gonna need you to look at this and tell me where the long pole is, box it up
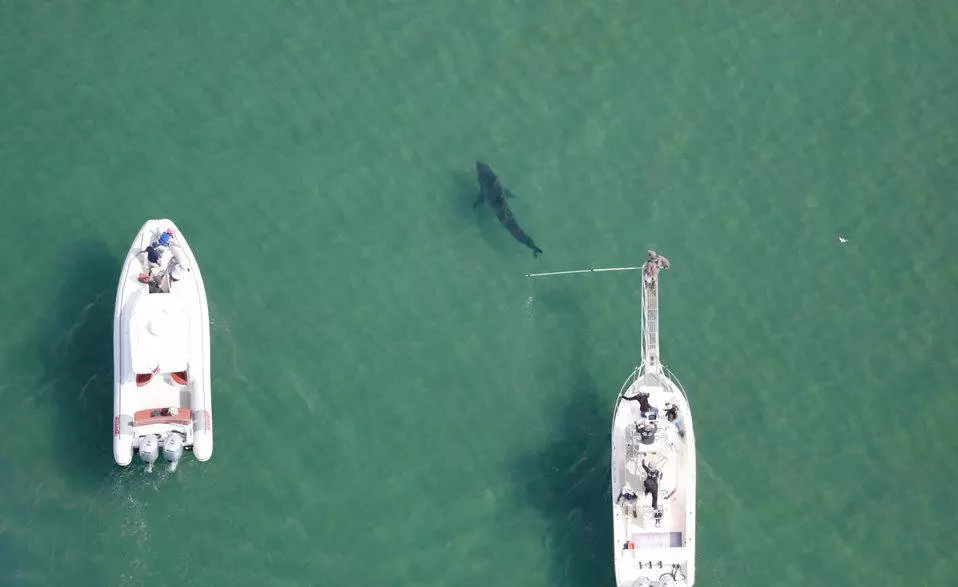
[525,266,642,278]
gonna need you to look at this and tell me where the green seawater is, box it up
[1,1,957,585]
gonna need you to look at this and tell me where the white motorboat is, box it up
[112,219,213,472]
[611,251,696,586]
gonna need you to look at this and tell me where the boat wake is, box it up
[110,464,186,584]
[698,455,772,544]
[56,291,108,360]
[112,473,150,583]
[208,302,231,335]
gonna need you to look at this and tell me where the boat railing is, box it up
[618,366,641,398]
[662,365,688,397]
[617,363,677,398]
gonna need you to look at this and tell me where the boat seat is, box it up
[134,407,192,425]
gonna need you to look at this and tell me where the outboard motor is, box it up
[139,435,159,472]
[163,433,185,472]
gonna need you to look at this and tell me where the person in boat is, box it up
[635,419,657,444]
[653,249,670,269]
[143,229,174,266]
[642,460,662,510]
[643,261,656,287]
[144,243,162,265]
[617,488,640,518]
[156,228,174,247]
[643,249,670,288]
[623,391,658,419]
[616,488,639,505]
[169,262,185,282]
[140,229,176,287]
[664,402,686,438]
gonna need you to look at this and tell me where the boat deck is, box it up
[620,418,682,525]
[125,374,194,433]
[611,372,694,586]
[118,224,202,442]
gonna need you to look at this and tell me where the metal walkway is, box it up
[640,263,662,374]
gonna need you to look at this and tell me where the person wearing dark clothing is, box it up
[643,249,670,289]
[664,402,686,438]
[145,244,162,264]
[617,488,640,518]
[642,460,661,510]
[616,488,638,505]
[635,420,657,444]
[143,229,174,266]
[623,391,655,417]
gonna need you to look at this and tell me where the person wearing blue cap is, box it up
[144,229,174,264]
[138,228,175,286]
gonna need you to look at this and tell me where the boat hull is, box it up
[112,219,213,468]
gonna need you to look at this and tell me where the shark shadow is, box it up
[41,240,120,490]
[509,289,615,586]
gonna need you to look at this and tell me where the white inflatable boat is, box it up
[113,219,213,472]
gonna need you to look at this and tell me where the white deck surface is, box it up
[611,371,695,586]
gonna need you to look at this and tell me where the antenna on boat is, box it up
[525,265,642,278]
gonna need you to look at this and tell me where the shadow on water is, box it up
[42,240,119,490]
[512,289,615,587]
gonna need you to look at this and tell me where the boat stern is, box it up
[615,546,693,586]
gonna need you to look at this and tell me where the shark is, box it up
[473,161,543,258]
